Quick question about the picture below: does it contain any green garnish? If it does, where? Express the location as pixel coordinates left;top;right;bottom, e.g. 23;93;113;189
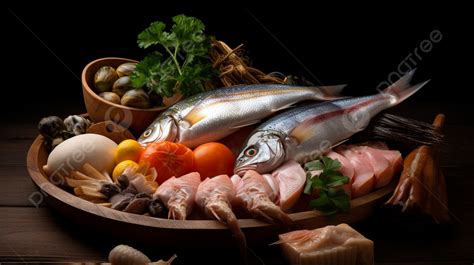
131;14;215;97
304;156;351;214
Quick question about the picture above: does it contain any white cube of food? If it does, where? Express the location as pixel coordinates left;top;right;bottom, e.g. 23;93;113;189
278;223;374;265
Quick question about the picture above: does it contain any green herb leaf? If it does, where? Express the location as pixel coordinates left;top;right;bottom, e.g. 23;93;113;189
137;22;167;49
326;174;350;187
304;176;313;194
321;156;342;171
131;15;215;98
329;192;351;212
309;192;329;209
172;15;205;43
304;156;351;214
130;52;163;89
304;160;323;171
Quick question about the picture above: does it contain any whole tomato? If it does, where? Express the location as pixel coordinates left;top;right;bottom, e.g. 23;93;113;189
140;142;195;184
193;142;235;180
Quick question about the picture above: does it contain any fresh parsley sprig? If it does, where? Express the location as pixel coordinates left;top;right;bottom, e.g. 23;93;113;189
304;156;351;215
131;15;215;98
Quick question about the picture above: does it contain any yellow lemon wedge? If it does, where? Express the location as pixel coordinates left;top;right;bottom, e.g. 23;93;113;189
112;160;138;181
113;139;144;164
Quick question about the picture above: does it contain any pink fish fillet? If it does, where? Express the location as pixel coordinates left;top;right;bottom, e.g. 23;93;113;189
235;170;292;225
355;142;402;186
354;146;394;188
362;142;403;172
262;173;279;202
153;172;201;220
195;175;247;260
326;151;354;179
379;149;403;173
336;146;375;199
271;160;306;212
326;151;354;197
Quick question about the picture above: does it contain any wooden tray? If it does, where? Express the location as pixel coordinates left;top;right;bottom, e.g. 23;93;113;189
27;134;395;247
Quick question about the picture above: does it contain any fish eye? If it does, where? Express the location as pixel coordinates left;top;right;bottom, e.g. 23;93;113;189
245;147;258;157
143;128;153;138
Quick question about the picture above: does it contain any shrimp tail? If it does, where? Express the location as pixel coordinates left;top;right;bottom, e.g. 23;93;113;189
249;196;293;226
168;203;187;220
207;201;248;264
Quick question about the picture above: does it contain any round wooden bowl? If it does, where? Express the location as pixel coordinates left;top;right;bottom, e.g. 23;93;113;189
82;57;169;136
27;134;395;247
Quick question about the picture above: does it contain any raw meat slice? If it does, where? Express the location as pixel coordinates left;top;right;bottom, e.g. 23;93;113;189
277;223;374;265
271;160;306;212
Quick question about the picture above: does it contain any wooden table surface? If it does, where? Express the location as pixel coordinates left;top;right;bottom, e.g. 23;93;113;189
1;100;473;265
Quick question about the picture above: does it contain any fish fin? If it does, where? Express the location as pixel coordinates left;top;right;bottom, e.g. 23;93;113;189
312;84;347;100
318;84;347;96
272;103;296;112
329;139;350;150
229;120;261;129
183;109;206;126
383;69;430;107
290;121;317;144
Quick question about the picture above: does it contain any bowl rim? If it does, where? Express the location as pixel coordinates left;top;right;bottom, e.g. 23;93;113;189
27;133;396;231
81;57;169;112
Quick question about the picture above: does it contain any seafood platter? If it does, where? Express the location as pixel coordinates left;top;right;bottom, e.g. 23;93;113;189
26;15;449;264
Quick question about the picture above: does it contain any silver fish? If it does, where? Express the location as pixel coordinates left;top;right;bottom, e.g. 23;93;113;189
234;70;429;175
138;83;345;148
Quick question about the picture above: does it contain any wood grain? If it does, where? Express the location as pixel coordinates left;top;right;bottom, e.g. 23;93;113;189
1;207;473;264
26;132;397;247
0;165;40;207
2;104;474;264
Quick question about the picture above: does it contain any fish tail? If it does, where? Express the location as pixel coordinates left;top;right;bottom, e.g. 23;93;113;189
382;69;430;107
312;84;347;100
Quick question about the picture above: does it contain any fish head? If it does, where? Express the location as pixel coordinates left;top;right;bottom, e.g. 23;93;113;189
234;131;286;175
138;115;178;145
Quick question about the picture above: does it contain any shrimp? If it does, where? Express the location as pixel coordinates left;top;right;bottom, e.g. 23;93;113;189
195;175;247;263
234;170;292;225
153;172;201;220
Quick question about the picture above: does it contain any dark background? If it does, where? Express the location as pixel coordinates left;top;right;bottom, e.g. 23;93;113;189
5;5;468;122
5;5;474;265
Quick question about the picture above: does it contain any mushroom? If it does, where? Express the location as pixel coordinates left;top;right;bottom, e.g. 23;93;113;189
149;198;166;217
110;192;135;211
123;193;152;214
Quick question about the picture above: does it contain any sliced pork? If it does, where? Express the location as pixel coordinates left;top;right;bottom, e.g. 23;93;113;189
336;147;375;198
271;160;306;212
